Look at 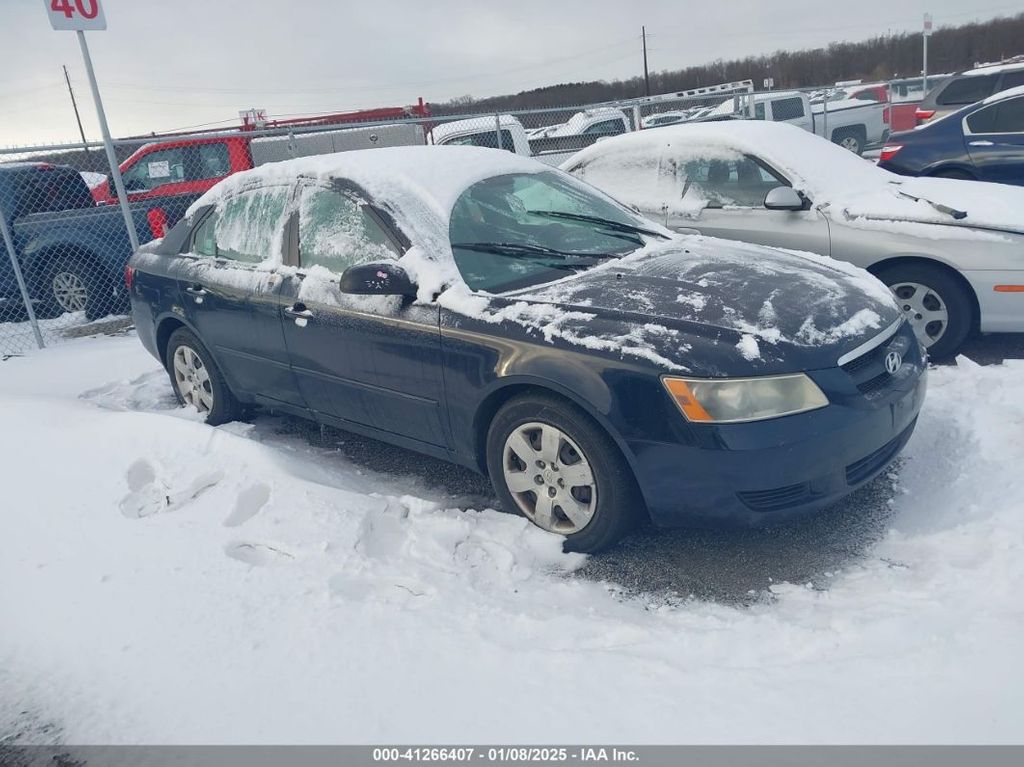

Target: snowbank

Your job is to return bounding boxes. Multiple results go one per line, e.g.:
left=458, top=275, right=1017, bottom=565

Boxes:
left=1, top=334, right=1022, bottom=743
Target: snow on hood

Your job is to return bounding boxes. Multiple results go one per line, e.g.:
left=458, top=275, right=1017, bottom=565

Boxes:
left=563, top=121, right=1024, bottom=234
left=444, top=234, right=902, bottom=375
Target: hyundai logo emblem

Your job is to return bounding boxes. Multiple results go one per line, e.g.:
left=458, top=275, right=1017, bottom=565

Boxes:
left=884, top=350, right=902, bottom=375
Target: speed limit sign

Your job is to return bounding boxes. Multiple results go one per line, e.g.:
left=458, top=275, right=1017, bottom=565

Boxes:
left=44, top=0, right=107, bottom=31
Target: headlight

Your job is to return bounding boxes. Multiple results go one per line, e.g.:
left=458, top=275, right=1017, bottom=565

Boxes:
left=662, top=373, right=828, bottom=423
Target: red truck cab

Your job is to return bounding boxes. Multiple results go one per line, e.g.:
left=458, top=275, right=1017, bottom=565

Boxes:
left=91, top=136, right=254, bottom=206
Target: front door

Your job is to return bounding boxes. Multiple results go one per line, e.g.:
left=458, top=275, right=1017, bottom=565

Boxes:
left=278, top=181, right=450, bottom=448
left=666, top=153, right=832, bottom=254
left=173, top=184, right=302, bottom=408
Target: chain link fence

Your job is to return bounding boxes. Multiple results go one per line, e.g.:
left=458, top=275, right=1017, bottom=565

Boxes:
left=0, top=76, right=928, bottom=358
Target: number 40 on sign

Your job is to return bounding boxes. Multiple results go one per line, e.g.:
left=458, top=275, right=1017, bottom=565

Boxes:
left=45, top=0, right=107, bottom=31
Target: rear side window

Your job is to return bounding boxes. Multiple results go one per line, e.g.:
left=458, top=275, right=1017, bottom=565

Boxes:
left=298, top=186, right=398, bottom=273
left=13, top=169, right=93, bottom=216
left=999, top=70, right=1024, bottom=90
left=772, top=97, right=805, bottom=120
left=937, top=74, right=999, bottom=106
left=967, top=97, right=1024, bottom=133
left=583, top=119, right=626, bottom=135
left=192, top=185, right=292, bottom=264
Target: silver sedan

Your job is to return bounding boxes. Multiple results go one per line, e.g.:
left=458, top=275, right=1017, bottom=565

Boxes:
left=562, top=120, right=1024, bottom=358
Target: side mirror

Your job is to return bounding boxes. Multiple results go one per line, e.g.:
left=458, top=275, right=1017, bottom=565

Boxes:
left=339, top=261, right=417, bottom=297
left=764, top=186, right=805, bottom=211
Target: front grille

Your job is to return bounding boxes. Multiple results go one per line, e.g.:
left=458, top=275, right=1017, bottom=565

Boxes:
left=845, top=420, right=916, bottom=485
left=737, top=482, right=811, bottom=512
left=840, top=324, right=915, bottom=399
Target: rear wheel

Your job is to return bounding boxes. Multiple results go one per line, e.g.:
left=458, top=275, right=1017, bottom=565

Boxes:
left=486, top=393, right=643, bottom=553
left=37, top=257, right=125, bottom=321
left=165, top=328, right=243, bottom=425
left=874, top=263, right=973, bottom=360
left=832, top=128, right=865, bottom=155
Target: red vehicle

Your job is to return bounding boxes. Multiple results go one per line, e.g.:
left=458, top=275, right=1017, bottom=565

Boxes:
left=92, top=102, right=429, bottom=208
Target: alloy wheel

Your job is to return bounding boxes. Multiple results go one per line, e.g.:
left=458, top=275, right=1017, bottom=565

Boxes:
left=891, top=281, right=948, bottom=348
left=839, top=136, right=861, bottom=153
left=172, top=345, right=215, bottom=414
left=51, top=271, right=88, bottom=313
left=502, top=421, right=597, bottom=534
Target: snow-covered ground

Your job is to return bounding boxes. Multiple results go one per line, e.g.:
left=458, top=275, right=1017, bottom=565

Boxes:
left=1, top=332, right=1022, bottom=744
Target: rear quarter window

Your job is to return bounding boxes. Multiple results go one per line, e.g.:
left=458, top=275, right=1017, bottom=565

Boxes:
left=937, top=74, right=999, bottom=106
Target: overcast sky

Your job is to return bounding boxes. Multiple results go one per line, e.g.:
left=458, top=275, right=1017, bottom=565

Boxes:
left=2, top=0, right=1023, bottom=147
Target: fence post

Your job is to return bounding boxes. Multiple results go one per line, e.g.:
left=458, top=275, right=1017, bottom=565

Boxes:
left=494, top=113, right=502, bottom=151
left=632, top=104, right=642, bottom=131
left=0, top=202, right=44, bottom=350
left=822, top=93, right=829, bottom=141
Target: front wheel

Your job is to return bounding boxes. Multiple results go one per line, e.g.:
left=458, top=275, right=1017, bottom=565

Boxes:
left=165, top=328, right=244, bottom=425
left=875, top=264, right=974, bottom=360
left=486, top=394, right=643, bottom=553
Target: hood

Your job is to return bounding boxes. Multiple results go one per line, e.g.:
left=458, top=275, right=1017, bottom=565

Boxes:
left=503, top=236, right=902, bottom=375
left=835, top=176, right=1024, bottom=235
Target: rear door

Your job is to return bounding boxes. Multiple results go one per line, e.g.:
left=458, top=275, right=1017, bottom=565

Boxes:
left=175, top=183, right=303, bottom=408
left=278, top=180, right=450, bottom=448
left=666, top=152, right=831, bottom=253
left=964, top=95, right=1024, bottom=185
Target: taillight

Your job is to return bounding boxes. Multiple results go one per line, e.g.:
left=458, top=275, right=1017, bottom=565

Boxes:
left=915, top=108, right=935, bottom=125
left=147, top=207, right=168, bottom=239
left=879, top=145, right=903, bottom=162
left=125, top=265, right=135, bottom=292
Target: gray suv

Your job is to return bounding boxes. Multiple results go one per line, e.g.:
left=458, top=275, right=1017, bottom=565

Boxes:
left=917, top=60, right=1024, bottom=125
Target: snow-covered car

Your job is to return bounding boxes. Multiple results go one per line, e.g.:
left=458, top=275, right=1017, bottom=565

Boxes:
left=562, top=120, right=1024, bottom=358
left=128, top=146, right=925, bottom=552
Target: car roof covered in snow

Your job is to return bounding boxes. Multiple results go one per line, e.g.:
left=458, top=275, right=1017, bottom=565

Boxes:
left=562, top=120, right=1024, bottom=234
left=188, top=145, right=547, bottom=223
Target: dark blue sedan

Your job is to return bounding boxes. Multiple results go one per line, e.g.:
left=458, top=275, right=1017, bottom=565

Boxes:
left=127, top=146, right=926, bottom=552
left=879, top=87, right=1024, bottom=185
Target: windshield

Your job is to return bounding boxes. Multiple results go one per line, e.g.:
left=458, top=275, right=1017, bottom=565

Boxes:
left=449, top=171, right=653, bottom=293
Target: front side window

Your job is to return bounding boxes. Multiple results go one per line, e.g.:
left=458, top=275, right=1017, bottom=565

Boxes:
left=681, top=155, right=789, bottom=208
left=298, top=186, right=399, bottom=273
left=122, top=147, right=187, bottom=192
left=449, top=171, right=649, bottom=293
left=441, top=129, right=516, bottom=152
left=191, top=185, right=291, bottom=264
left=937, top=75, right=998, bottom=106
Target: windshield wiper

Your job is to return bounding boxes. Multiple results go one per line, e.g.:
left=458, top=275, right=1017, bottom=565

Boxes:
left=451, top=241, right=621, bottom=262
left=525, top=210, right=670, bottom=239
left=895, top=190, right=967, bottom=220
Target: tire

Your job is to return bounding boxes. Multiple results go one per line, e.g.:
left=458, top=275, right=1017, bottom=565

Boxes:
left=932, top=168, right=975, bottom=181
left=874, top=263, right=974, bottom=360
left=486, top=393, right=644, bottom=553
left=164, top=328, right=244, bottom=426
left=832, top=128, right=865, bottom=155
left=37, top=257, right=123, bottom=321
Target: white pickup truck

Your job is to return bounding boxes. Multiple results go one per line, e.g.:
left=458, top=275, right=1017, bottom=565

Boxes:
left=705, top=90, right=887, bottom=155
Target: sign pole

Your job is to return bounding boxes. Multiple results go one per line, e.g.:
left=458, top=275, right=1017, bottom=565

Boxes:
left=75, top=29, right=140, bottom=252
left=923, top=13, right=933, bottom=93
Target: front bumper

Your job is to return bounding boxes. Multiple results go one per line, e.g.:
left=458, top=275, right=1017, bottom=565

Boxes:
left=628, top=344, right=927, bottom=528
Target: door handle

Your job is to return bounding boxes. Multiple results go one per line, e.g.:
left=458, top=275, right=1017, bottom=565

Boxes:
left=285, top=303, right=314, bottom=326
left=185, top=284, right=207, bottom=303
left=969, top=140, right=994, bottom=147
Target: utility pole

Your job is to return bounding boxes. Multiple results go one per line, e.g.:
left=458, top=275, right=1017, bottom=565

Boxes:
left=63, top=65, right=90, bottom=153
left=642, top=26, right=651, bottom=97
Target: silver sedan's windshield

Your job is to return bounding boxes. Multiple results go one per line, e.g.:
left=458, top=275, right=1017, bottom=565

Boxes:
left=449, top=171, right=656, bottom=293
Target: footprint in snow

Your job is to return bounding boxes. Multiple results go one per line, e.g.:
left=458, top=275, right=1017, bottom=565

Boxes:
left=224, top=541, right=294, bottom=566
left=223, top=483, right=271, bottom=527
left=118, top=459, right=224, bottom=519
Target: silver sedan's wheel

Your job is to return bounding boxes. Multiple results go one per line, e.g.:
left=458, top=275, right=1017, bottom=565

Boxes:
left=51, top=270, right=89, bottom=313
left=172, top=345, right=215, bottom=414
left=502, top=421, right=597, bottom=534
left=891, top=281, right=949, bottom=348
